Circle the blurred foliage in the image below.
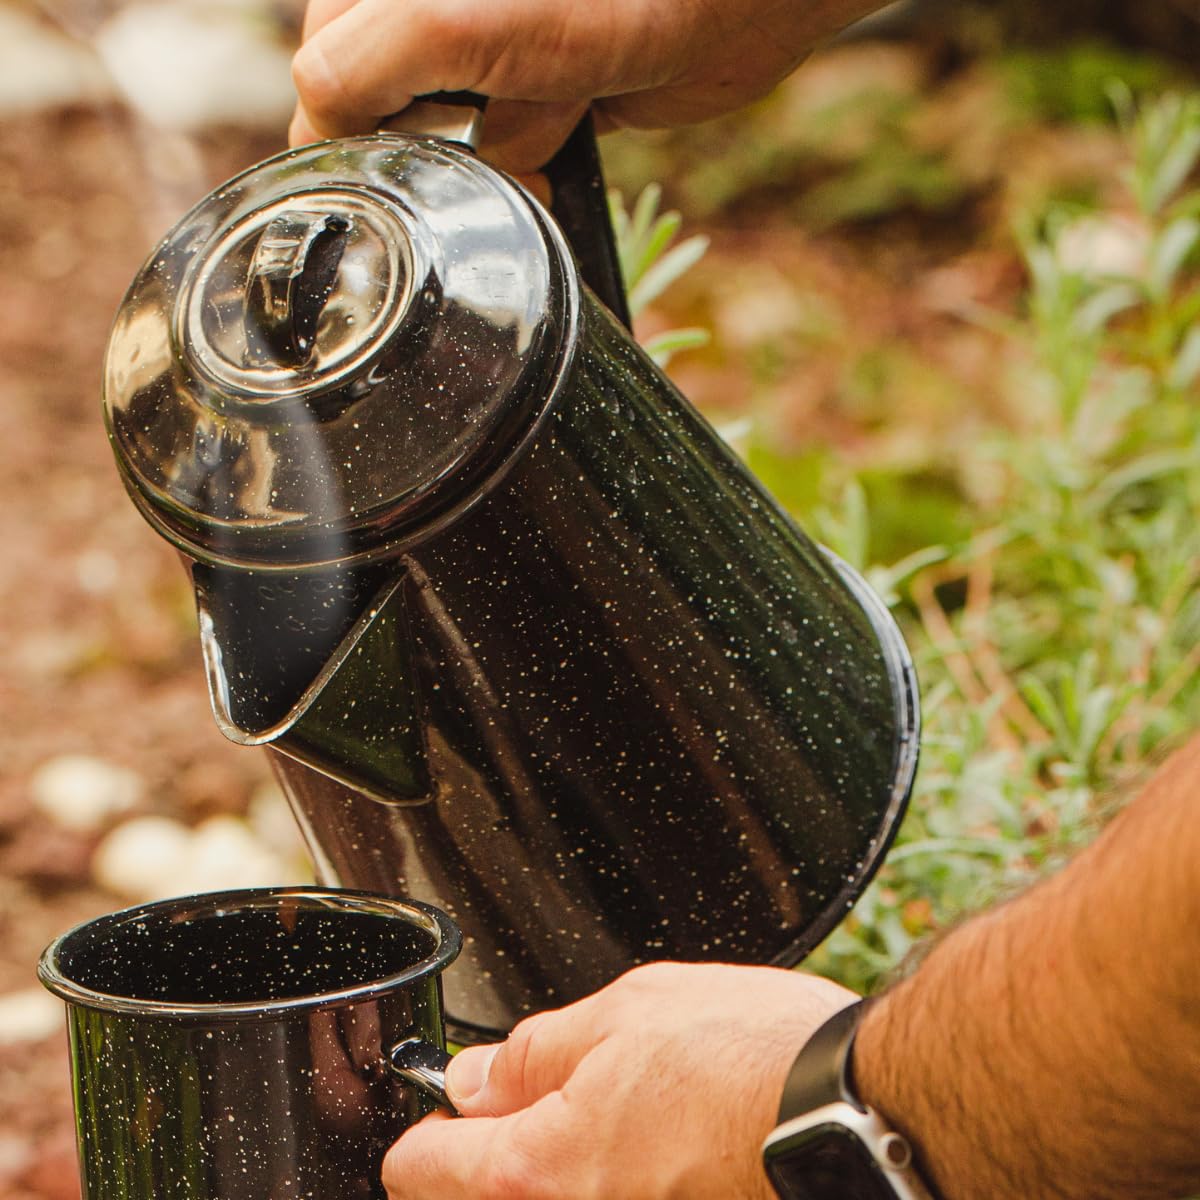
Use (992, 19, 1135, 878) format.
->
(804, 90, 1200, 991)
(615, 59, 1200, 993)
(1000, 42, 1174, 124)
(605, 39, 1187, 232)
(609, 184, 711, 367)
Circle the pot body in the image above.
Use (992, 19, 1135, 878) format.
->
(39, 888, 458, 1200)
(267, 297, 918, 1040)
(102, 136, 918, 1044)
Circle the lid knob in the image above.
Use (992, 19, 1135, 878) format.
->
(245, 211, 351, 368)
(103, 136, 573, 570)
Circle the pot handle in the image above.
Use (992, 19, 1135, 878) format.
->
(385, 94, 631, 328)
(381, 91, 486, 151)
(389, 1037, 457, 1113)
(544, 112, 632, 329)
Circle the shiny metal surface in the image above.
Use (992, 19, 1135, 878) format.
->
(262, 297, 918, 1041)
(103, 133, 919, 1044)
(382, 92, 486, 152)
(389, 1037, 454, 1108)
(105, 135, 570, 569)
(39, 888, 459, 1200)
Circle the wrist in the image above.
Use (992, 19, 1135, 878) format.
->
(853, 983, 958, 1198)
(851, 896, 1090, 1200)
(764, 1000, 937, 1199)
(837, 741, 1200, 1200)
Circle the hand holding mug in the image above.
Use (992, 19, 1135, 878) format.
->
(383, 962, 856, 1199)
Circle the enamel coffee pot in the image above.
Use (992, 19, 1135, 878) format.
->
(102, 99, 918, 1042)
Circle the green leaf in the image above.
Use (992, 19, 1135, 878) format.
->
(631, 210, 683, 293)
(1087, 449, 1195, 512)
(1020, 675, 1070, 749)
(629, 182, 662, 248)
(1169, 325, 1200, 389)
(1137, 96, 1200, 214)
(1148, 216, 1200, 298)
(1071, 282, 1142, 336)
(643, 326, 710, 367)
(627, 234, 710, 315)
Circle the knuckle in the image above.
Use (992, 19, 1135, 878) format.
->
(291, 40, 348, 119)
(497, 1012, 546, 1094)
(620, 960, 678, 992)
(399, 0, 487, 87)
(476, 1130, 558, 1200)
(379, 1136, 414, 1193)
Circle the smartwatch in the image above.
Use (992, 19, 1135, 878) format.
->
(762, 1001, 937, 1200)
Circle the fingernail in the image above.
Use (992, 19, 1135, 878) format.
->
(446, 1044, 499, 1105)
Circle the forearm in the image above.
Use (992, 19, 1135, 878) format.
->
(855, 736, 1200, 1199)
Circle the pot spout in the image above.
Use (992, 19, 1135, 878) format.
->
(193, 562, 433, 804)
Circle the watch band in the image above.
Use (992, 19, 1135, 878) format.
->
(767, 1001, 939, 1200)
(777, 999, 870, 1122)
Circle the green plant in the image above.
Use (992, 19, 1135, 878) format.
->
(608, 184, 710, 366)
(808, 92, 1200, 991)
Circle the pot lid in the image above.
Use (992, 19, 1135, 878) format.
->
(104, 135, 574, 569)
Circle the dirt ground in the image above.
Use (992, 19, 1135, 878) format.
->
(0, 106, 291, 1199)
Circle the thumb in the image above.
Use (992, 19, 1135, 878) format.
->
(444, 1043, 501, 1110)
(448, 1001, 605, 1117)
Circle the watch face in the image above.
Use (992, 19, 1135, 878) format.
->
(764, 1122, 897, 1199)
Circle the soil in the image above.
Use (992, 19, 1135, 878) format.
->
(0, 107, 284, 1200)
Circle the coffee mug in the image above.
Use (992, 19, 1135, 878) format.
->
(38, 886, 462, 1200)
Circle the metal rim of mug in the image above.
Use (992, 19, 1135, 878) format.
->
(37, 885, 463, 1023)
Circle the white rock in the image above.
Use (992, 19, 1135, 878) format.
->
(96, 2, 296, 132)
(30, 754, 144, 833)
(184, 815, 295, 891)
(0, 7, 112, 116)
(92, 814, 193, 898)
(0, 987, 64, 1047)
(0, 1133, 34, 1178)
(247, 780, 308, 856)
(75, 548, 122, 596)
(93, 811, 299, 901)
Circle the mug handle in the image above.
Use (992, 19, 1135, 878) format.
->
(389, 1037, 458, 1114)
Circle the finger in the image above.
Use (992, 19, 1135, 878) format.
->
(479, 100, 588, 176)
(511, 172, 552, 208)
(384, 1109, 478, 1197)
(289, 104, 325, 146)
(293, 0, 487, 140)
(289, 0, 361, 140)
(450, 995, 609, 1118)
(383, 1094, 574, 1199)
(301, 0, 360, 42)
(292, 0, 644, 142)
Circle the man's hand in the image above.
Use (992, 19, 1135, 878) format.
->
(289, 0, 882, 171)
(382, 962, 855, 1199)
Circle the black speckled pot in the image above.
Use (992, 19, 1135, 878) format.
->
(38, 887, 460, 1200)
(102, 125, 920, 1042)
